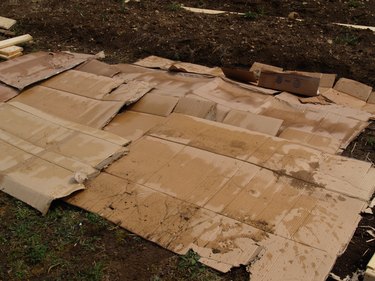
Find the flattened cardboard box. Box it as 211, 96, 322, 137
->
69, 113, 370, 280
0, 102, 129, 214
259, 70, 320, 96
0, 52, 92, 90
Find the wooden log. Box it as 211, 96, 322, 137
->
0, 34, 32, 49
0, 52, 22, 60
0, 16, 16, 30
0, 46, 23, 56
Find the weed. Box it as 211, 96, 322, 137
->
178, 250, 206, 278
243, 11, 259, 20
79, 261, 104, 281
347, 0, 362, 8
366, 136, 375, 147
86, 212, 107, 228
335, 33, 359, 46
167, 2, 182, 11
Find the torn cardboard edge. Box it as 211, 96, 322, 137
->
0, 51, 93, 90
9, 101, 131, 147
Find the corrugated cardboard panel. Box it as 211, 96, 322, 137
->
135, 55, 175, 69
367, 92, 375, 104
173, 95, 216, 118
258, 71, 320, 96
1, 102, 129, 168
0, 52, 91, 89
75, 59, 120, 77
0, 83, 18, 102
13, 85, 126, 129
278, 91, 372, 122
223, 109, 283, 136
249, 235, 335, 281
322, 88, 366, 109
278, 128, 341, 154
127, 71, 211, 98
80, 130, 366, 277
130, 93, 179, 117
149, 114, 375, 201
41, 70, 124, 100
0, 102, 129, 214
260, 98, 369, 149
102, 81, 152, 103
104, 111, 166, 142
66, 172, 262, 272
193, 77, 273, 113
169, 62, 223, 76
334, 78, 373, 101
250, 62, 283, 78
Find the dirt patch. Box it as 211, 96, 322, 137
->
176, 0, 375, 26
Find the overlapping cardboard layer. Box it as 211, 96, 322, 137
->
0, 52, 92, 90
0, 83, 18, 102
148, 114, 375, 201
0, 102, 130, 214
69, 123, 369, 277
1, 54, 374, 281
12, 70, 153, 128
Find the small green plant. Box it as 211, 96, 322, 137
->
347, 0, 362, 8
243, 11, 259, 20
167, 2, 182, 11
366, 136, 375, 147
334, 33, 359, 46
178, 250, 205, 278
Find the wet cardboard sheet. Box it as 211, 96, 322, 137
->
0, 52, 92, 90
0, 102, 130, 214
12, 70, 153, 128
69, 113, 371, 278
0, 83, 18, 102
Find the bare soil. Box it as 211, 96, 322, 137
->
0, 0, 374, 280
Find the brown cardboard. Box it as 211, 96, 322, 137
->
0, 52, 91, 89
173, 95, 216, 118
250, 62, 283, 78
367, 91, 375, 104
223, 109, 283, 136
221, 67, 257, 83
41, 70, 124, 100
193, 77, 273, 113
258, 70, 320, 96
75, 59, 120, 77
104, 111, 166, 142
130, 92, 179, 117
67, 172, 262, 272
0, 83, 18, 102
72, 118, 368, 276
334, 78, 373, 101
0, 102, 129, 214
149, 114, 375, 200
279, 128, 341, 154
135, 55, 175, 69
13, 85, 127, 129
322, 88, 366, 109
169, 62, 223, 76
297, 71, 337, 88
277, 91, 372, 122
